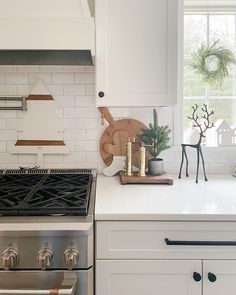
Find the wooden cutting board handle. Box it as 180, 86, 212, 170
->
98, 107, 115, 126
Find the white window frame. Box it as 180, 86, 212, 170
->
174, 3, 236, 152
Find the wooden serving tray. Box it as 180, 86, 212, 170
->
119, 171, 174, 185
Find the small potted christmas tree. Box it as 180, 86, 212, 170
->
138, 109, 171, 175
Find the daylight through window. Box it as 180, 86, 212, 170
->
184, 13, 236, 147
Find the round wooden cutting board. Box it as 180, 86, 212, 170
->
99, 107, 147, 168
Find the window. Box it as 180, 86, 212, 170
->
184, 12, 236, 147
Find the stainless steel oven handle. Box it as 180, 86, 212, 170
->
0, 274, 78, 295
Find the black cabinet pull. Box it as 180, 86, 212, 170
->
98, 91, 105, 97
208, 272, 217, 282
165, 238, 236, 246
193, 272, 202, 282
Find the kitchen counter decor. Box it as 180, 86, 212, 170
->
119, 171, 173, 185
99, 107, 147, 170
137, 109, 171, 176
179, 104, 215, 183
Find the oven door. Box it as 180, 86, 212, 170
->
0, 271, 77, 295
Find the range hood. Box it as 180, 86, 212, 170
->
0, 0, 95, 65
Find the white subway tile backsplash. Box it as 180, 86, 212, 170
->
63, 66, 86, 73
47, 85, 64, 95
76, 118, 98, 130
52, 73, 74, 85
75, 95, 95, 107
75, 73, 95, 84
50, 162, 76, 169
64, 107, 87, 119
0, 130, 17, 140
18, 154, 37, 164
86, 152, 102, 163
0, 111, 17, 119
0, 153, 17, 164
6, 73, 28, 85
74, 73, 87, 84
86, 129, 99, 140
86, 107, 99, 118
40, 65, 63, 73
129, 107, 153, 118
0, 66, 17, 73
6, 119, 18, 129
0, 85, 17, 95
29, 73, 52, 84
64, 85, 86, 96
86, 84, 95, 96
64, 140, 76, 152
75, 162, 98, 169
76, 140, 98, 152
64, 130, 86, 141
62, 119, 76, 130
17, 66, 40, 73
0, 65, 234, 173
54, 96, 75, 107
44, 154, 64, 164
0, 74, 5, 84
85, 66, 95, 73
110, 108, 130, 118
6, 141, 15, 152
64, 152, 86, 163
0, 142, 7, 152
17, 85, 33, 96
0, 119, 6, 129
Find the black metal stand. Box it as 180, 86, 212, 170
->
178, 143, 208, 183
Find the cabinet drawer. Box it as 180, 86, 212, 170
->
96, 221, 236, 259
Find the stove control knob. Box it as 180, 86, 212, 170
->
2, 249, 18, 270
64, 248, 79, 270
38, 249, 53, 270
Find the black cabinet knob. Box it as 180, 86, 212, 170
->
208, 272, 217, 282
193, 272, 202, 282
98, 91, 105, 97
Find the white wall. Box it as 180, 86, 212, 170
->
0, 65, 235, 175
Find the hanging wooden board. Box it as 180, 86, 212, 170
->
99, 107, 147, 167
119, 171, 174, 185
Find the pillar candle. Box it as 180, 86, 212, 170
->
126, 138, 132, 176
139, 144, 146, 177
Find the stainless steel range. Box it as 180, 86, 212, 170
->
0, 168, 96, 295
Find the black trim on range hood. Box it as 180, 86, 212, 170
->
0, 50, 93, 65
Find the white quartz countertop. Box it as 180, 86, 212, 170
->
95, 174, 236, 221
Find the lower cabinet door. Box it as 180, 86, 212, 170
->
204, 260, 236, 295
96, 260, 202, 295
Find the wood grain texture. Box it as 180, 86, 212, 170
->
15, 140, 65, 146
27, 95, 54, 100
119, 171, 174, 185
99, 107, 147, 167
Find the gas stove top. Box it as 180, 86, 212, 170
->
0, 169, 94, 216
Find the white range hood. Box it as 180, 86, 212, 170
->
0, 0, 95, 65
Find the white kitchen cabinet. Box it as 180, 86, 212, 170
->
203, 260, 236, 295
96, 221, 236, 295
95, 0, 182, 107
96, 260, 201, 295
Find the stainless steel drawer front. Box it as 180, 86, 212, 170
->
0, 272, 77, 295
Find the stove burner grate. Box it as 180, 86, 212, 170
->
0, 172, 93, 216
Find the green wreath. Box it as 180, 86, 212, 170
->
189, 41, 236, 86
